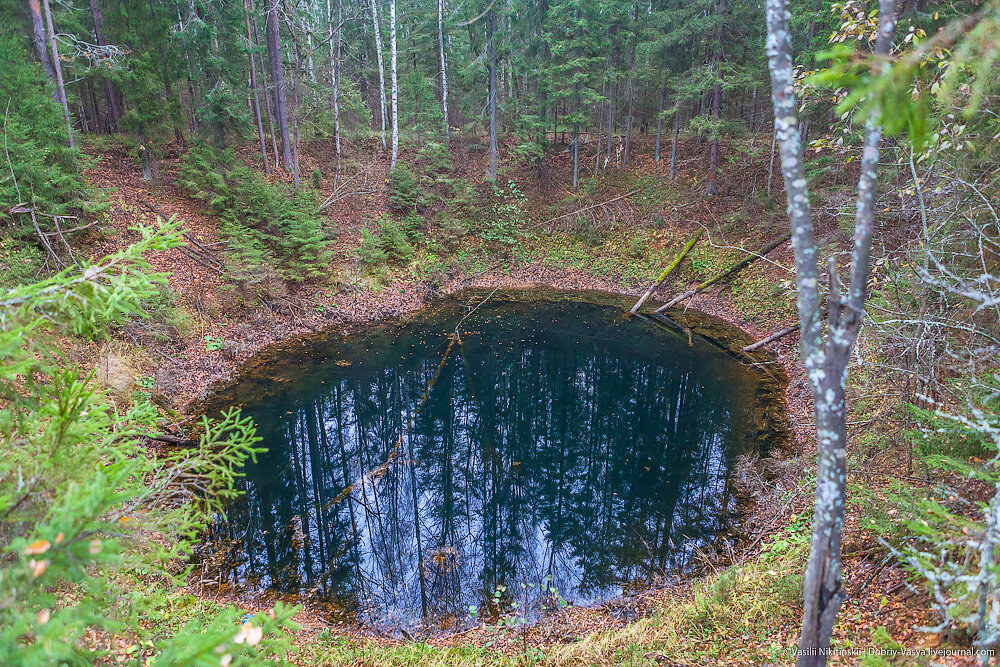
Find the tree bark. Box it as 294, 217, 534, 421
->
655, 87, 665, 162
763, 0, 897, 663
370, 0, 388, 151
42, 0, 73, 147
28, 0, 56, 94
90, 0, 124, 130
265, 0, 293, 169
244, 0, 271, 175
669, 109, 679, 180
438, 0, 450, 142
389, 0, 399, 167
487, 8, 498, 181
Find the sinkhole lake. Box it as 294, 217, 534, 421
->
200, 289, 787, 631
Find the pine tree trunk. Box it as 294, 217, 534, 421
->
389, 0, 399, 167
669, 110, 679, 180
370, 0, 388, 151
487, 8, 498, 181
266, 0, 293, 169
655, 87, 664, 162
28, 0, 56, 94
438, 0, 450, 142
42, 0, 73, 147
705, 82, 721, 195
251, 6, 280, 168
89, 0, 124, 130
244, 0, 270, 175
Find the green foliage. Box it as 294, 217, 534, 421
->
0, 27, 100, 284
357, 214, 418, 268
0, 222, 298, 664
482, 180, 528, 248
177, 144, 332, 282
387, 164, 420, 213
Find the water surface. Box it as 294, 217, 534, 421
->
202, 290, 785, 631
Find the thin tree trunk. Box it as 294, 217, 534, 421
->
244, 0, 270, 175
42, 0, 73, 147
669, 110, 679, 180
370, 0, 387, 151
705, 82, 721, 195
438, 0, 450, 142
266, 0, 293, 169
654, 87, 665, 162
334, 0, 342, 155
766, 124, 777, 195
487, 8, 498, 181
763, 0, 897, 663
389, 0, 399, 167
251, 6, 280, 168
90, 0, 123, 130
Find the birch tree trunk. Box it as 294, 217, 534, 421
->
763, 0, 897, 663
42, 0, 73, 147
266, 0, 293, 170
487, 8, 498, 181
331, 0, 342, 156
389, 0, 399, 167
370, 0, 388, 151
437, 0, 450, 142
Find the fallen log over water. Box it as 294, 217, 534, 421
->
655, 232, 791, 313
629, 230, 703, 314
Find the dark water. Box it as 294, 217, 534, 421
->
201, 290, 785, 631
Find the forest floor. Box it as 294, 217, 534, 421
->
73, 132, 959, 665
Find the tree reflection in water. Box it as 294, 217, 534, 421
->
203, 295, 778, 631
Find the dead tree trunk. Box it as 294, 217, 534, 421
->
630, 230, 703, 313
763, 0, 897, 663
655, 233, 790, 312
42, 0, 73, 147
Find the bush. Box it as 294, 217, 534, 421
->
357, 214, 418, 270
387, 164, 419, 212
0, 27, 102, 283
178, 144, 332, 282
0, 221, 298, 664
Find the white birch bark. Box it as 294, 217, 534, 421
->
389, 0, 399, 167
763, 0, 897, 663
437, 0, 450, 141
369, 0, 388, 151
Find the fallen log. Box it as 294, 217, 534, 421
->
629, 230, 703, 314
741, 323, 800, 352
655, 233, 791, 313
529, 189, 640, 230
